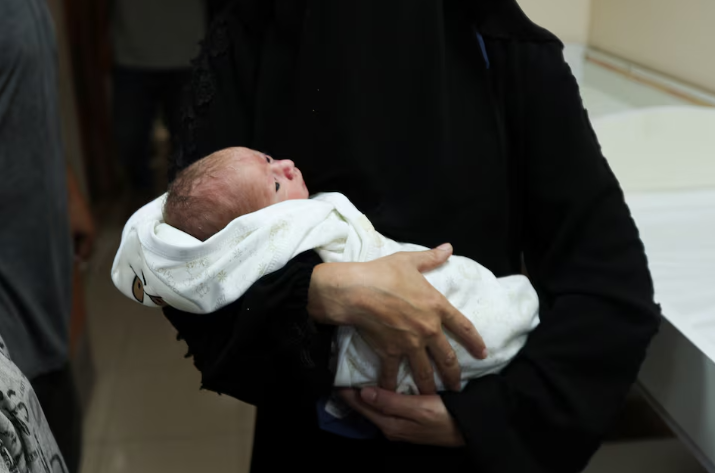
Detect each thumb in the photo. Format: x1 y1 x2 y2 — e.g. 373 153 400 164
360 387 420 417
412 243 453 273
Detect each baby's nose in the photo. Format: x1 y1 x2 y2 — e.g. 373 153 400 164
279 160 296 178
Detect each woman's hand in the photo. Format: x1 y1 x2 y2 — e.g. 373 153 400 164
307 244 487 395
339 387 465 447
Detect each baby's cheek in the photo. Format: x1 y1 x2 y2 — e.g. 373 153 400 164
288 186 309 201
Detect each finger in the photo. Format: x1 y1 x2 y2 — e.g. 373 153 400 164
340 389 424 442
379 357 400 392
442 306 488 360
407 351 437 395
409 244 453 273
340 389 419 443
338 389 391 428
359 387 427 419
427 336 462 392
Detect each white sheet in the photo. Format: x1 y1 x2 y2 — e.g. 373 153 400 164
625 189 715 363
593 106 715 192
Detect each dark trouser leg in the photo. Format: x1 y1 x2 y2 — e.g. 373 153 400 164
112 67 159 195
30 363 83 473
155 69 191 187
158 68 192 148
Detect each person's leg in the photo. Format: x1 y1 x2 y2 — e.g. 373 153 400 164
112 66 160 196
30 363 83 473
158 68 192 146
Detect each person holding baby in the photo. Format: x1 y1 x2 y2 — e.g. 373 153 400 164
117 1 662 472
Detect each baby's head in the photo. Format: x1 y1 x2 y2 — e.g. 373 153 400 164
164 147 310 241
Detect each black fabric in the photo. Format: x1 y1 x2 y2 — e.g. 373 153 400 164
164 1 662 471
30 364 82 473
166 250 333 406
113 66 191 193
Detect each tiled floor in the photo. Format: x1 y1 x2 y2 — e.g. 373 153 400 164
77 55 709 472
80 215 255 473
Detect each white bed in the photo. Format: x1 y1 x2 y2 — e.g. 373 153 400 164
592 106 715 471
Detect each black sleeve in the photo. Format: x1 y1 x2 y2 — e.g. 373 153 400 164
165 251 335 406
164 7 335 407
441 41 662 472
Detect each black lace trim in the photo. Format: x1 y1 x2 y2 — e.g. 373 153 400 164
208 21 230 58
170 8 323 377
171 18 230 180
291 318 318 370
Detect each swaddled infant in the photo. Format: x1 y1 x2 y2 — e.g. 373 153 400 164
111 146 540 437
153 146 540 393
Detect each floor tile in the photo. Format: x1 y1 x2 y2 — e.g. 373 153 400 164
80 443 105 473
103 364 255 442
84 269 133 373
117 308 189 374
100 436 251 473
83 372 118 442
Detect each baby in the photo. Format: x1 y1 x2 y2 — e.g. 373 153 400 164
112 147 539 433
162 147 311 241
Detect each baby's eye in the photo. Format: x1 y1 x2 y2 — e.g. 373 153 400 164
265 156 271 163
275 182 280 192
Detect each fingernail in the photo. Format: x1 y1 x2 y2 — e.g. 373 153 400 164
361 387 377 403
480 349 489 359
436 243 452 252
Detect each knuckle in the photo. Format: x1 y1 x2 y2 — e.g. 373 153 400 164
410 408 430 424
417 321 439 339
383 347 402 359
415 368 433 382
393 251 408 262
422 404 439 420
460 321 475 334
427 294 444 311
403 337 421 352
443 350 458 367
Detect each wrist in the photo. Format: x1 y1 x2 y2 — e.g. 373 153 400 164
307 262 362 326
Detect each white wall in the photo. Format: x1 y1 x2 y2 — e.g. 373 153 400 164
589 0 715 93
519 0 592 44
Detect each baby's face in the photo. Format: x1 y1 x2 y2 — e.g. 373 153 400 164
224 148 310 209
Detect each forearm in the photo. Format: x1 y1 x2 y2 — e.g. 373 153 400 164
306 262 370 326
439 38 661 472
443 292 659 471
164 251 336 405
443 193 660 472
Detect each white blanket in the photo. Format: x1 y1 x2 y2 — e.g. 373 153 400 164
112 193 540 393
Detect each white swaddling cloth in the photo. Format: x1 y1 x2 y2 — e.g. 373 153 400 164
111 192 540 394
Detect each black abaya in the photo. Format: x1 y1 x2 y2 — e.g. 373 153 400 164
165 1 661 471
